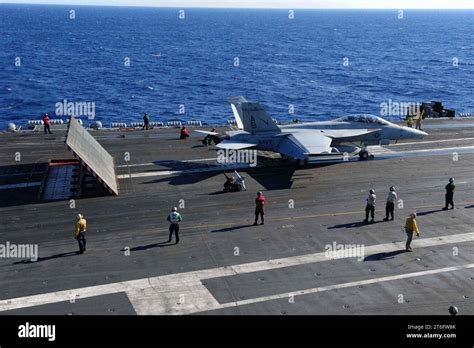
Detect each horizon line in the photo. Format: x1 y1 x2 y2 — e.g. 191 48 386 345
1 2 473 10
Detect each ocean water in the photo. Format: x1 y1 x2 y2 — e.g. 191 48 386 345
0 5 473 128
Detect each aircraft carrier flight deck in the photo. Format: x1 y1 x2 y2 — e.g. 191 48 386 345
0 118 473 315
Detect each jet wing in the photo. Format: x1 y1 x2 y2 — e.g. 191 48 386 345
276 132 333 160
216 140 258 150
315 128 382 139
194 130 219 135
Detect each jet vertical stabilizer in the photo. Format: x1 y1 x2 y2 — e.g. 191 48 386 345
240 102 280 134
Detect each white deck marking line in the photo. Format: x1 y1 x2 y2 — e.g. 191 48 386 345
376 145 474 159
117 145 474 179
367 145 395 154
117 163 251 179
0 182 42 190
215 263 474 311
116 158 217 168
0 232 473 314
388 137 474 147
117 138 474 168
116 162 154 168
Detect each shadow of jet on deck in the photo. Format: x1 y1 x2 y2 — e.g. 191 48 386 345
141 158 298 190
139 156 342 191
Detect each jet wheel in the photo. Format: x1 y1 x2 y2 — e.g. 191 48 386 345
359 150 370 161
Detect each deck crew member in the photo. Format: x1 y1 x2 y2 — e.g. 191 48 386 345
210 128 219 145
404 212 420 252
443 177 455 210
383 186 398 221
42 113 52 134
75 214 87 254
406 115 413 128
223 174 236 192
449 306 458 316
364 189 376 223
180 126 190 139
203 134 211 146
202 128 218 146
142 113 150 130
254 191 265 225
415 108 425 131
167 207 182 244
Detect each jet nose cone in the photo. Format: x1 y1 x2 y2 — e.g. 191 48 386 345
405 127 428 139
414 129 428 138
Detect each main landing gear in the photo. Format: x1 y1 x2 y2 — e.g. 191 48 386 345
358 149 374 161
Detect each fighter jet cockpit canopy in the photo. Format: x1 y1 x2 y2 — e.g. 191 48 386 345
334 114 390 125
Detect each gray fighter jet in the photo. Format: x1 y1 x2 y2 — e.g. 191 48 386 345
197 96 428 163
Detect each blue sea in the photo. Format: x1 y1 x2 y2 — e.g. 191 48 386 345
0 5 473 128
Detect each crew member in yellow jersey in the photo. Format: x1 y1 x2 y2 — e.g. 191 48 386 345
404 212 420 252
75 214 87 254
415 109 425 131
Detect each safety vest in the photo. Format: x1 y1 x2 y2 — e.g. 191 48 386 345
169 212 182 224
75 218 87 237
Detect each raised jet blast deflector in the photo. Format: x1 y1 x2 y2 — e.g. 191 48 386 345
65 117 119 195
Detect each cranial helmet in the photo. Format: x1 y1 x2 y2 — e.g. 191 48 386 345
172 207 178 212
77 214 83 220
449 306 458 315
449 177 454 182
390 186 395 192
369 189 375 194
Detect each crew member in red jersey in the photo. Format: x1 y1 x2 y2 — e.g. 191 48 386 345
180 126 190 139
42 113 52 134
254 191 265 225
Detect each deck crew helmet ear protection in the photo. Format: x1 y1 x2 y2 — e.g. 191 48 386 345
449 177 454 182
77 214 83 220
369 189 375 194
389 186 395 192
172 207 177 212
257 191 262 196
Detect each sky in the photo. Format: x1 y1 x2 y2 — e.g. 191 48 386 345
2 0 474 9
